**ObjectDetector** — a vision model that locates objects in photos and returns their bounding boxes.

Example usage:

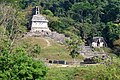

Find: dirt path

[45,63,100,68]
[42,38,51,48]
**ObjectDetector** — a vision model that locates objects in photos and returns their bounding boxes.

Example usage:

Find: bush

[33,44,41,54]
[0,48,47,80]
[43,10,54,16]
[76,57,120,80]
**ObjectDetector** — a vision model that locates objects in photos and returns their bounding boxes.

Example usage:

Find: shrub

[0,48,47,80]
[33,44,41,54]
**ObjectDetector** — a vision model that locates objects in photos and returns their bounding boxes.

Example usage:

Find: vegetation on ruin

[0,0,120,80]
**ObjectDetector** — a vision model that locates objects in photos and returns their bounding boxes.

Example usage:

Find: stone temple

[31,6,51,32]
[26,6,66,43]
[92,37,106,48]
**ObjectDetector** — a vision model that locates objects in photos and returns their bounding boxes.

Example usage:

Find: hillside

[0,0,120,53]
[14,36,83,61]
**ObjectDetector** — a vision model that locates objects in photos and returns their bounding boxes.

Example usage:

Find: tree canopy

[0,48,47,80]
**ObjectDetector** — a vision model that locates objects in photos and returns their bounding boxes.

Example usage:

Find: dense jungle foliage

[0,0,120,54]
[0,0,120,80]
[0,48,47,80]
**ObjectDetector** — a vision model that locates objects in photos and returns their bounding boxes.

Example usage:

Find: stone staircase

[78,46,106,58]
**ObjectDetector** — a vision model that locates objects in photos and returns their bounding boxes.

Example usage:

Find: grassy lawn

[45,63,120,80]
[45,67,76,80]
[45,66,98,80]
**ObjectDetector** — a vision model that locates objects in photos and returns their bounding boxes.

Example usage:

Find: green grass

[45,63,120,80]
[45,67,76,80]
[14,36,83,61]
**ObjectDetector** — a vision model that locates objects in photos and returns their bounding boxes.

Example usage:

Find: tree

[113,39,120,56]
[0,48,47,80]
[66,36,84,63]
[70,49,80,63]
[43,10,54,16]
[0,3,27,53]
[103,22,120,47]
[32,44,41,54]
[101,0,120,23]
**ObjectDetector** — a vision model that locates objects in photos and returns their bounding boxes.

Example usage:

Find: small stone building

[92,37,106,48]
[31,6,51,32]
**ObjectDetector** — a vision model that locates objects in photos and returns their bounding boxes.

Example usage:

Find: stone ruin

[25,31,66,43]
[49,31,65,43]
[25,6,66,43]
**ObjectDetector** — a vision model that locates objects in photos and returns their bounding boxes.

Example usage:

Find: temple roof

[93,37,104,42]
[93,37,103,39]
[32,14,48,22]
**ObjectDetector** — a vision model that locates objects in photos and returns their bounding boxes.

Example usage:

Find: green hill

[14,36,83,61]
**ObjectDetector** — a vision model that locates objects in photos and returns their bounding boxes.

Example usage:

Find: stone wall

[25,31,66,43]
